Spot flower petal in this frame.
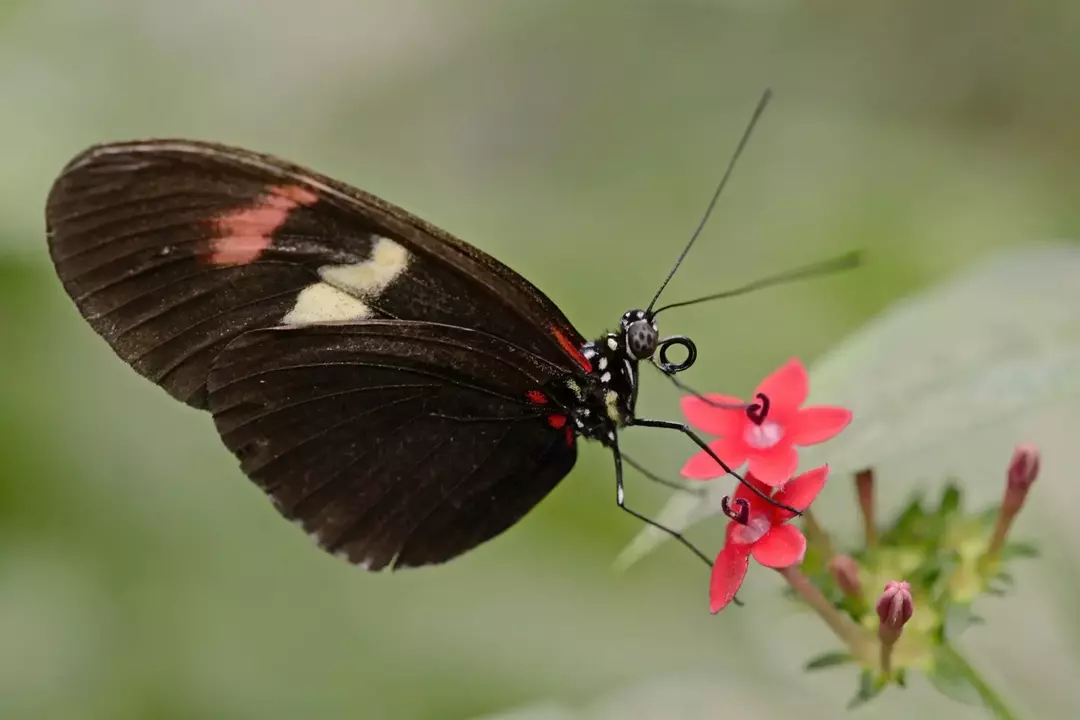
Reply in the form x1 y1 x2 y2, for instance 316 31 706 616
680 437 747 479
680 394 747 436
710 543 751 613
746 444 798 487
751 524 807 568
773 465 830 522
733 472 777 515
754 357 808 418
789 406 853 446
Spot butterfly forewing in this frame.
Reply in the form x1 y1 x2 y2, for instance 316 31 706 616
46 140 589 409
207 321 578 569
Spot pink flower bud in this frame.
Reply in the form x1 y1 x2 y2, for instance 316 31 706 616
986 444 1041 561
828 555 863 599
876 581 913 645
855 468 877 547
1007 444 1040 494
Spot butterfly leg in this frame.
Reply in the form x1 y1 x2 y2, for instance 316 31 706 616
628 417 802 517
611 436 713 568
621 451 706 497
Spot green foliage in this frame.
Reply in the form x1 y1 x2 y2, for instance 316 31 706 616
790 473 1035 717
847 670 886 710
804 650 854 672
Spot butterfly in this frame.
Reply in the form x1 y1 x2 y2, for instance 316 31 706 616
45 91 852 571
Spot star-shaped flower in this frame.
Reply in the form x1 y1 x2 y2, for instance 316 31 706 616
680 358 851 487
710 465 830 612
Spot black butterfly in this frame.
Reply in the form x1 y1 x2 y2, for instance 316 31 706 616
45 92 852 571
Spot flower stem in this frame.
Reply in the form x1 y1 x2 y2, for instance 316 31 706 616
982 511 1014 567
879 637 895 675
937 642 1019 720
776 565 873 662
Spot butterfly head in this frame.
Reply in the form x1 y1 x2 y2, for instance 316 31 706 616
620 309 659 360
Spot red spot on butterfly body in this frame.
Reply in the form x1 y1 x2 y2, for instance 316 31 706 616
547 414 567 429
203 184 319 266
565 426 574 446
526 390 548 405
551 327 591 373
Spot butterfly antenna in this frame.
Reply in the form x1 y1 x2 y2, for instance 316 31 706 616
652 250 862 315
646 88 773 315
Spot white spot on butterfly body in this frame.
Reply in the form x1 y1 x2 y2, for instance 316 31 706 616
605 390 621 422
600 372 611 383
598 357 608 370
281 236 410 325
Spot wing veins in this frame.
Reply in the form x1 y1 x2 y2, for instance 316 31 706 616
248 390 433 477
218 382 441 436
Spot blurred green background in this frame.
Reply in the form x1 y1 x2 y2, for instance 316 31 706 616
2 1 1078 718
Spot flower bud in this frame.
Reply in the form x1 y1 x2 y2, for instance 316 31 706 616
1006 444 1040 497
985 445 1041 563
876 580 913 646
828 555 863 600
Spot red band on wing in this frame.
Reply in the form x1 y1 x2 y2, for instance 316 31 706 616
204 184 319 266
526 390 548 405
551 327 591 372
547 414 567 429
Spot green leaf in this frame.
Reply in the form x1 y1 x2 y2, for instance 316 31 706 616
978 506 1001 529
880 494 928 545
1001 541 1039 560
928 647 983 705
798 243 1080 477
942 602 975 641
804 650 853 672
846 670 884 710
938 483 962 517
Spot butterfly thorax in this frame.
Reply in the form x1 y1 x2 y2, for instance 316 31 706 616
563 309 657 447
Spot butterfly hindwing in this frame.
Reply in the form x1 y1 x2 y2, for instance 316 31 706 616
46 140 589 409
207 320 578 569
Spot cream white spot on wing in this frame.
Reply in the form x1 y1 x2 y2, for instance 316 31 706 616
320 237 411 298
598 357 608 370
282 283 370 324
607 337 618 351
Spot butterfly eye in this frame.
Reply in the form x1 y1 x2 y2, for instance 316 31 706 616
625 319 658 359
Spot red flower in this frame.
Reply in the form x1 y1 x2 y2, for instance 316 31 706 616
680 357 851 487
710 466 829 613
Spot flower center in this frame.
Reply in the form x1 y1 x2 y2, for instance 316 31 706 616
744 420 782 449
731 513 771 545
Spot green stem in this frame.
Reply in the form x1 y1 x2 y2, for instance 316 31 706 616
939 642 1019 720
